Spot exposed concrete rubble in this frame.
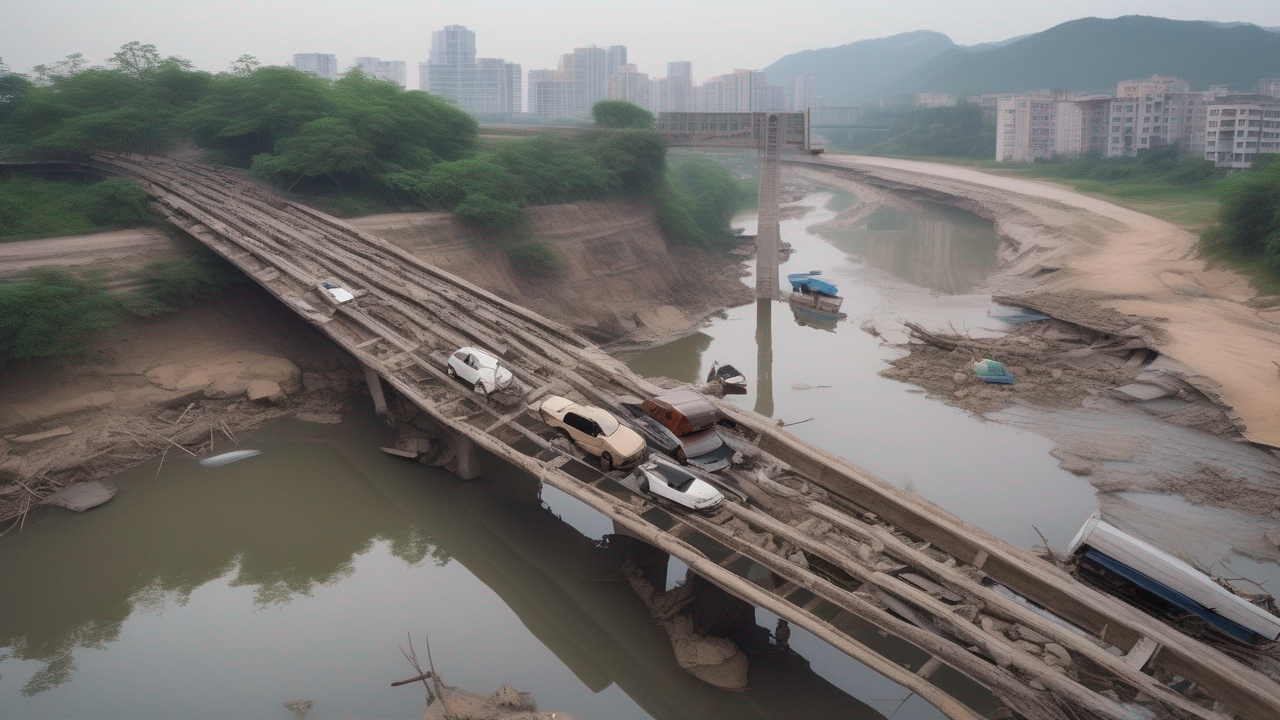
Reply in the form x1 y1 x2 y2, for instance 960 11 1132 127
625 562 749 690
420 685 570 720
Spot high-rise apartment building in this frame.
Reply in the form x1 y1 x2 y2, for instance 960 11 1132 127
793 75 817 111
528 69 573 119
995 96 1060 162
607 46 628 76
528 45 623 118
607 64 654 112
293 53 338 80
420 25 520 116
658 62 694 113
1259 78 1280 99
696 69 764 112
1205 94 1280 168
352 57 407 87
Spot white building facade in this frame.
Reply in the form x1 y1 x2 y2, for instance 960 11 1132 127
352 57 407 87
293 53 338 80
1205 95 1280 168
420 25 520 116
607 64 655 113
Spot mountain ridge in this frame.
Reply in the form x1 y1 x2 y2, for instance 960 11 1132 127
766 16 1280 105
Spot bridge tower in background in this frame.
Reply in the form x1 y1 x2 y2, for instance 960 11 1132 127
654 108 810 300
754 113 783 300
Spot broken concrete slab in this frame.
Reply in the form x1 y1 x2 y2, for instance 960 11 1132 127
245 380 286 403
12 426 73 443
43 481 116 512
1105 383 1175 402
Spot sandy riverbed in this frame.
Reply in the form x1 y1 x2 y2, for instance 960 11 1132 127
803 155 1280 450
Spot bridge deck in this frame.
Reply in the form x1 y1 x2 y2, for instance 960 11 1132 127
84 153 1280 720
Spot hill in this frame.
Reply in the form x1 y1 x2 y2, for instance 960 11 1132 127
885 16 1280 96
763 31 956 105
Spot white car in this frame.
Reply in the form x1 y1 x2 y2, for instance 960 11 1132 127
447 347 514 396
632 457 724 511
319 280 354 304
539 395 646 470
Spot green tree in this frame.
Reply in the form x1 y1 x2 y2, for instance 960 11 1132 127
0 268 119 362
251 117 374 191
109 42 163 79
592 100 654 129
229 55 260 76
1212 163 1280 260
589 129 666 193
874 102 995 158
489 134 613 203
31 54 90 85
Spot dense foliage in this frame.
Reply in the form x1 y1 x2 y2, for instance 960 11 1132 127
872 103 994 158
1202 157 1280 270
0 254 243 363
0 176 152 239
657 158 745 246
1029 145 1222 186
591 100 654 129
0 267 120 362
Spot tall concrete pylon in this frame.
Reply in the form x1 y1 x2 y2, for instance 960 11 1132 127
755 113 782 300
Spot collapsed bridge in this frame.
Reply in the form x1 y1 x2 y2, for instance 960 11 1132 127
79 152 1280 720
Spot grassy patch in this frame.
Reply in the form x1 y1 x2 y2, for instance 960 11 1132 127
0 253 244 364
998 169 1222 229
0 176 152 241
506 240 566 276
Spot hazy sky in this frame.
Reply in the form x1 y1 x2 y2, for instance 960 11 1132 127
3 0 1279 87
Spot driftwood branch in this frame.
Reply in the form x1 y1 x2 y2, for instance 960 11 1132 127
902 320 972 352
391 671 436 687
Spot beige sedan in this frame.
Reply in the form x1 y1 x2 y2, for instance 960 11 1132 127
539 395 646 470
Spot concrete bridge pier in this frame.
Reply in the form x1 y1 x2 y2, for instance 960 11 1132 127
362 363 392 422
369 364 483 480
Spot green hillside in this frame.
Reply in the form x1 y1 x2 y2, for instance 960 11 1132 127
887 16 1280 96
763 31 956 105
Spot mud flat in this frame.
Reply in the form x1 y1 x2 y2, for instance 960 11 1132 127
793 156 1280 451
0 284 359 526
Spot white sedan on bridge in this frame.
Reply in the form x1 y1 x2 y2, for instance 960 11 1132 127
447 347 515 397
632 457 724 512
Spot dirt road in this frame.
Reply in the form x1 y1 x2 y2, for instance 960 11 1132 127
806 155 1280 449
0 228 182 277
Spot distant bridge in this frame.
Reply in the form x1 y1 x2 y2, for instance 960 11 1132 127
27 153 1279 720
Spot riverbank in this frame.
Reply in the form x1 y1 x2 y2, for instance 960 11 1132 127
796 155 1280 451
0 283 358 526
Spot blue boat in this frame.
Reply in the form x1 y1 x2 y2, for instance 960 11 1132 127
787 272 846 319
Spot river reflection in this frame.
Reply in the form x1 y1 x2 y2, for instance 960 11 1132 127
627 191 1101 555
815 202 1000 294
0 398 949 719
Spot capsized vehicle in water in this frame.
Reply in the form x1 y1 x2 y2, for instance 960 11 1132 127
631 456 725 512
787 272 846 320
1069 512 1280 643
538 395 646 470
706 361 747 392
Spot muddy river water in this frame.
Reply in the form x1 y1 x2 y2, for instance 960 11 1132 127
2 189 1276 719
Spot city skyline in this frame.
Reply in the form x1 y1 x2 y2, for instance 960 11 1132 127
5 0 1280 87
